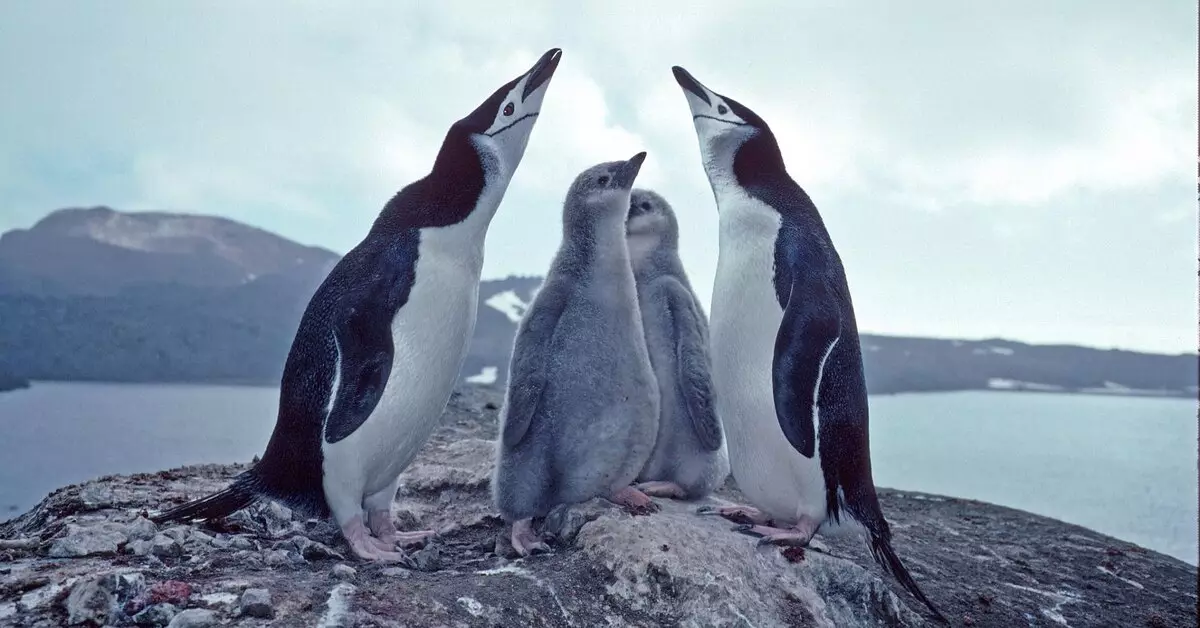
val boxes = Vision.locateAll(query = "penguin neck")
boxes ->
[561,208,630,272]
[374,131,510,236]
[627,231,679,279]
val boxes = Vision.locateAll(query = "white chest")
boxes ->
[322,213,490,496]
[709,189,827,523]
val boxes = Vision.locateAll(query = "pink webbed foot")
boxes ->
[341,515,409,562]
[732,515,821,548]
[367,509,435,550]
[634,481,688,499]
[607,486,660,515]
[695,504,774,526]
[510,518,550,557]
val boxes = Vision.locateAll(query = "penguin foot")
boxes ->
[366,509,435,549]
[634,481,688,499]
[608,486,660,516]
[511,518,550,557]
[696,504,773,526]
[731,518,819,548]
[341,515,410,562]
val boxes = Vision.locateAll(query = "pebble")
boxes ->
[128,539,153,556]
[127,517,159,542]
[264,549,291,567]
[239,587,274,618]
[150,534,182,558]
[228,536,256,551]
[132,602,178,627]
[64,574,117,626]
[148,580,192,605]
[188,531,214,545]
[332,564,357,579]
[48,523,129,558]
[166,608,217,628]
[162,527,190,544]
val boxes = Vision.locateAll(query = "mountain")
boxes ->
[0,207,1195,397]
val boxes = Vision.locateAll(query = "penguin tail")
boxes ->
[150,474,259,525]
[868,531,948,624]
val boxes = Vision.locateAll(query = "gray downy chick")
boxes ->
[625,189,729,501]
[493,152,661,557]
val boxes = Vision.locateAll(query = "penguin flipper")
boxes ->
[772,276,841,459]
[501,281,568,448]
[655,276,722,452]
[323,325,394,444]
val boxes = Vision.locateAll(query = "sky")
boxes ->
[0,1,1195,354]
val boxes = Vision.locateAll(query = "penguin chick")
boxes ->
[493,152,661,557]
[625,189,729,501]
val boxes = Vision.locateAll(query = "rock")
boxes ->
[127,517,158,542]
[127,539,152,556]
[187,531,213,545]
[3,386,1196,628]
[64,574,116,626]
[404,544,444,572]
[132,602,178,626]
[263,549,291,567]
[272,535,344,562]
[149,534,181,558]
[227,536,255,551]
[48,523,129,558]
[147,580,192,606]
[166,608,217,628]
[397,438,496,493]
[160,526,189,545]
[239,587,273,618]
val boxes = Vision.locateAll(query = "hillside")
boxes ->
[0,207,1195,397]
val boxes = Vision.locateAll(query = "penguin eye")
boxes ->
[640,202,650,210]
[717,104,728,115]
[503,102,515,116]
[598,175,610,185]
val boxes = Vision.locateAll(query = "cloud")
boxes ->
[0,1,1194,352]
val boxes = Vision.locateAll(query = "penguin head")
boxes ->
[671,66,786,189]
[626,189,678,245]
[563,152,648,221]
[447,48,562,179]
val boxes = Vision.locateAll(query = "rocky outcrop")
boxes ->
[1,387,1195,627]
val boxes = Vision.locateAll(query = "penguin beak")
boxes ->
[672,66,715,110]
[614,152,647,189]
[522,48,563,102]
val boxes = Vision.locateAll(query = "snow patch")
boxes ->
[974,346,1015,356]
[987,378,1064,392]
[465,367,498,385]
[485,290,529,323]
[1079,382,1172,396]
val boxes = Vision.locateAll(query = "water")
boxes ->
[0,383,1195,565]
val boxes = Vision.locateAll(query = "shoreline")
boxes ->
[0,387,1195,627]
[5,378,1196,400]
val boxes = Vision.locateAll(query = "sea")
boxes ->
[0,382,1195,565]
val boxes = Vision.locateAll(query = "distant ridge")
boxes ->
[0,207,1194,397]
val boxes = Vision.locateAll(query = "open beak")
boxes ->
[614,152,647,189]
[671,66,713,107]
[522,48,563,101]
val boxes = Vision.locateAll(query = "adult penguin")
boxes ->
[152,49,563,562]
[671,65,945,622]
